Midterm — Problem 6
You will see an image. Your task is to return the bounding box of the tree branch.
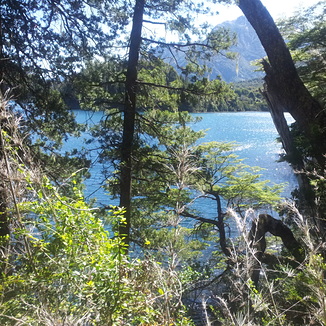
[143,20,166,25]
[181,210,219,226]
[249,213,305,286]
[137,81,222,96]
[142,37,220,52]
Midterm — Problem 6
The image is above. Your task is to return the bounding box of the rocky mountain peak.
[209,15,266,82]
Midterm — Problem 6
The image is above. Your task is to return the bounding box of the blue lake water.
[190,112,297,193]
[63,110,297,213]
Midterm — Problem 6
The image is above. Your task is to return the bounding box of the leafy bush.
[0,96,193,325]
[0,178,194,325]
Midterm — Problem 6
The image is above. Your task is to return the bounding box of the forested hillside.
[0,0,325,325]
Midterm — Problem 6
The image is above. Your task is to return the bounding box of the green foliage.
[73,58,126,112]
[4,1,326,326]
[278,1,326,106]
[257,254,326,325]
[1,0,126,146]
[179,77,237,112]
[72,56,241,113]
[195,140,283,210]
[0,177,194,325]
[73,59,268,113]
[204,206,326,326]
[93,109,282,265]
[0,98,193,325]
[137,58,182,111]
[229,79,269,112]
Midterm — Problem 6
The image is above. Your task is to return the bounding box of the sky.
[149,0,321,42]
[210,0,321,24]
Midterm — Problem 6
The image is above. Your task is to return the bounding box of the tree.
[78,0,237,247]
[119,0,145,245]
[236,0,326,237]
[0,0,133,241]
[95,109,283,266]
[276,3,326,229]
[0,92,287,326]
[278,2,326,108]
[237,0,326,163]
[178,77,237,112]
[0,0,132,159]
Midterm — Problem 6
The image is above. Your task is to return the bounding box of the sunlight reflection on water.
[64,110,297,208]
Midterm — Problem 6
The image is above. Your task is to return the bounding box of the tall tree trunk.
[237,0,326,166]
[237,0,326,236]
[119,0,145,247]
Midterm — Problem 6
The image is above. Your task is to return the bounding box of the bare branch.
[181,210,218,226]
[143,20,166,25]
[142,37,220,52]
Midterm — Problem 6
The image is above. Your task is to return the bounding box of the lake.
[63,110,297,212]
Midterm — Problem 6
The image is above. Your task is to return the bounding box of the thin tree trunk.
[0,100,10,240]
[119,0,145,247]
[210,190,231,257]
[0,104,10,273]
[260,72,298,165]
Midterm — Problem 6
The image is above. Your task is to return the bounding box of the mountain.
[161,16,266,83]
[209,15,266,82]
